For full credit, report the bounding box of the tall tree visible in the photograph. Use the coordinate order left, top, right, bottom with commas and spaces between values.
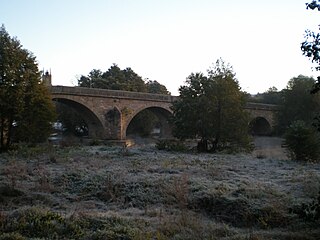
249, 87, 282, 105
302, 0, 320, 93
171, 59, 251, 152
78, 64, 147, 92
0, 25, 56, 150
277, 75, 320, 134
146, 80, 170, 95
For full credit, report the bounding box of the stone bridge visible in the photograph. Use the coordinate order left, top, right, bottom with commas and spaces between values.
50, 86, 278, 140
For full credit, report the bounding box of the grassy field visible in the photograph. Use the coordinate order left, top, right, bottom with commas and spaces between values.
0, 137, 319, 239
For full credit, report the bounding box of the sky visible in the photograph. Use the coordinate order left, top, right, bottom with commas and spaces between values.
1, 0, 320, 95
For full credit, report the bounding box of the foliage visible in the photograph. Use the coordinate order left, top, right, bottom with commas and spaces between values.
146, 80, 170, 95
284, 120, 320, 162
78, 64, 147, 92
291, 191, 320, 222
155, 139, 187, 152
78, 64, 170, 94
14, 82, 56, 143
276, 75, 320, 134
0, 207, 138, 239
127, 109, 158, 137
249, 87, 282, 105
55, 102, 88, 136
0, 25, 56, 151
171, 59, 251, 152
302, 0, 320, 94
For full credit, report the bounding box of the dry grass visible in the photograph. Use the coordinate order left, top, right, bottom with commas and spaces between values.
0, 137, 319, 239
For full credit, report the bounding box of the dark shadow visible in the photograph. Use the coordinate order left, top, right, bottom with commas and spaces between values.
126, 107, 172, 138
249, 117, 272, 136
53, 98, 104, 138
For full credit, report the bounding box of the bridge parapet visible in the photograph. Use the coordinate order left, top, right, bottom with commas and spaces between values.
51, 86, 278, 110
51, 86, 178, 102
245, 102, 279, 111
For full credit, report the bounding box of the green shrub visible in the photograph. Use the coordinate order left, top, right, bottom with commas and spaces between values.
284, 120, 320, 162
156, 139, 187, 152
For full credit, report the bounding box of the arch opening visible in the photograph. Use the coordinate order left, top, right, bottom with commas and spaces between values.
53, 98, 105, 138
249, 117, 272, 136
126, 107, 172, 139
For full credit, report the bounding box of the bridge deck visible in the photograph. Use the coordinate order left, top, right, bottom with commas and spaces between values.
50, 85, 278, 110
51, 86, 177, 102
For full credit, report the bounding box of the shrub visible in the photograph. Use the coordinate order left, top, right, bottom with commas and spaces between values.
291, 191, 320, 222
0, 232, 25, 240
156, 139, 187, 152
0, 207, 138, 239
284, 120, 320, 162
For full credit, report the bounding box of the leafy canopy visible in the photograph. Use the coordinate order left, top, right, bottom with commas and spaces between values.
284, 120, 320, 162
0, 25, 56, 150
171, 59, 251, 152
78, 64, 170, 94
277, 75, 320, 134
302, 0, 320, 93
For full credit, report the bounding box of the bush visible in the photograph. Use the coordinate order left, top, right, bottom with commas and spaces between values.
291, 191, 320, 222
156, 139, 187, 152
0, 232, 25, 240
0, 207, 139, 239
284, 120, 320, 162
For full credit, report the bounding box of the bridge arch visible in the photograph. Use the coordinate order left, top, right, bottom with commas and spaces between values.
249, 116, 272, 136
125, 106, 173, 138
52, 97, 105, 138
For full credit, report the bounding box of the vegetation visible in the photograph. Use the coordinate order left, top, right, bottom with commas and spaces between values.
77, 64, 170, 95
171, 59, 251, 152
249, 87, 282, 105
276, 75, 320, 134
55, 102, 88, 137
0, 25, 56, 151
284, 120, 320, 162
302, 0, 320, 94
0, 142, 319, 239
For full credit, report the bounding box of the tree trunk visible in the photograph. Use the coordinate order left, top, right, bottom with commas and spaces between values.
0, 118, 11, 151
197, 138, 208, 152
0, 118, 4, 150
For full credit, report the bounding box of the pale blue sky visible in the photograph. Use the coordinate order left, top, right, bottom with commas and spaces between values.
1, 0, 319, 95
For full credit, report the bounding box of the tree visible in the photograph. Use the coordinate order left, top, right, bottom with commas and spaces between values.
0, 25, 56, 150
284, 120, 320, 162
249, 87, 282, 105
146, 80, 170, 95
171, 59, 251, 152
302, 0, 320, 93
277, 75, 320, 134
78, 64, 147, 92
55, 103, 88, 137
14, 81, 56, 143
